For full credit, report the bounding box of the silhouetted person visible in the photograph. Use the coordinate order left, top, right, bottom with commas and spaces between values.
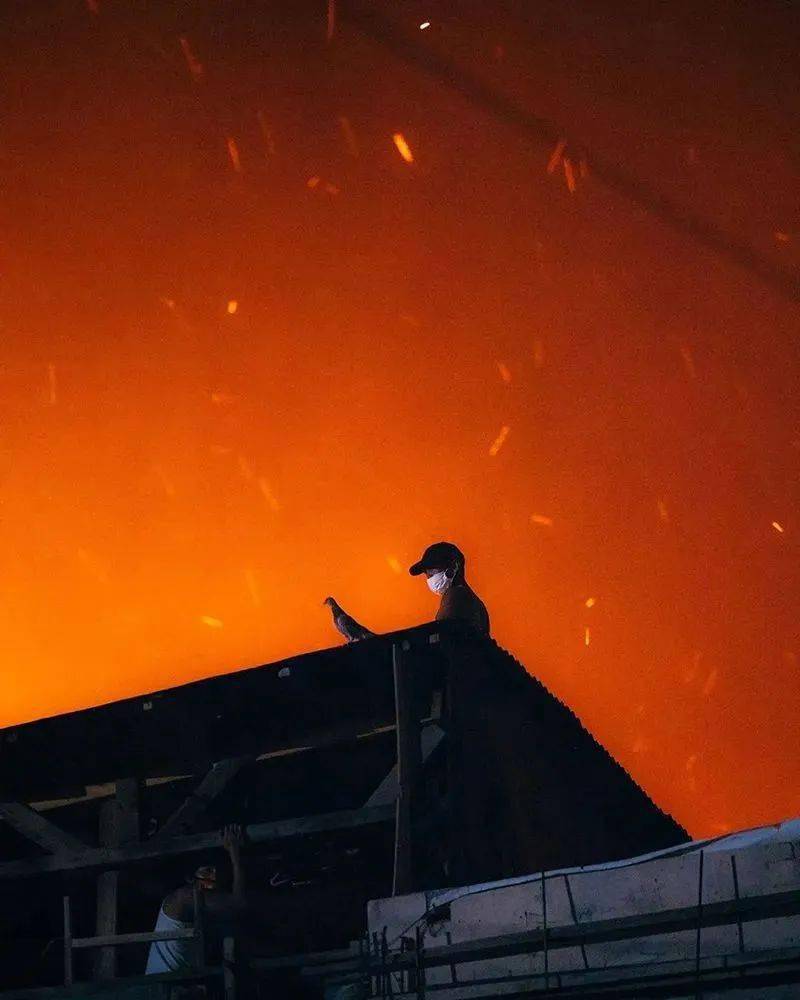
410, 541, 490, 635
146, 824, 247, 976
323, 541, 489, 642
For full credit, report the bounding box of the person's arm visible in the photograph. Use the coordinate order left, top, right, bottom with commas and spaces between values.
223, 823, 246, 902
203, 825, 248, 924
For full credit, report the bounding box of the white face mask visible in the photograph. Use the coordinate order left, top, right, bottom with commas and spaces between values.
427, 567, 455, 594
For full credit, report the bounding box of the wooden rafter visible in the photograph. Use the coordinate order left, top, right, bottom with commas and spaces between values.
0, 801, 89, 855
153, 756, 250, 841
0, 804, 395, 880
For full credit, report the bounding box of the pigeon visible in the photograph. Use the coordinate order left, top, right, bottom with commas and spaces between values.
323, 597, 375, 642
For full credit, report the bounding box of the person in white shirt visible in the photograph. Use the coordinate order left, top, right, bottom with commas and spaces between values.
146, 824, 247, 975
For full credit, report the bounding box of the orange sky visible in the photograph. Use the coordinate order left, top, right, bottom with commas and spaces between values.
1, 0, 798, 840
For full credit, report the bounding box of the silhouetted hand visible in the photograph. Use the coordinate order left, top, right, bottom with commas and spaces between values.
221, 823, 245, 857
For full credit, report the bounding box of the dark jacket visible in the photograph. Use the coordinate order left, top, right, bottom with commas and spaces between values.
436, 581, 490, 635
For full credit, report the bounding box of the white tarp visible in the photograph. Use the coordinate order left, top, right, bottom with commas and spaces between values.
367, 816, 800, 995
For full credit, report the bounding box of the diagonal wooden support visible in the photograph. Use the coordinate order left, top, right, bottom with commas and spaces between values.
153, 756, 251, 841
0, 801, 89, 855
363, 725, 444, 808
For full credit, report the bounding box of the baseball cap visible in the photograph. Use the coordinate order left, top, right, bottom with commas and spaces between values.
409, 542, 464, 576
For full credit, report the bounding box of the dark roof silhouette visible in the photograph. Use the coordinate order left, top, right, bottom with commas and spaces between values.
0, 621, 687, 987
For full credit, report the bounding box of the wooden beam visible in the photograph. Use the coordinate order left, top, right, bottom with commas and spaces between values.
193, 883, 206, 969
94, 799, 120, 980
363, 724, 444, 808
73, 928, 195, 949
62, 896, 73, 987
223, 937, 237, 1000
0, 802, 89, 855
93, 779, 139, 980
391, 642, 423, 896
0, 804, 395, 879
153, 757, 250, 841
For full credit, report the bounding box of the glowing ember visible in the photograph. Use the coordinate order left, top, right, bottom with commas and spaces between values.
200, 616, 224, 629
702, 668, 718, 697
392, 133, 414, 163
226, 137, 242, 173
178, 37, 204, 83
530, 514, 553, 526
227, 300, 238, 314
563, 157, 576, 193
47, 364, 57, 406
327, 0, 335, 41
258, 477, 281, 512
772, 521, 784, 533
419, 21, 431, 30
244, 569, 261, 608
584, 627, 591, 646
585, 597, 596, 608
497, 360, 512, 383
679, 345, 697, 379
546, 138, 567, 174
153, 465, 176, 498
256, 110, 276, 155
488, 425, 510, 455
387, 556, 403, 574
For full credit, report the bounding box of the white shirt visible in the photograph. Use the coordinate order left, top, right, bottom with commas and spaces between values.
145, 905, 193, 974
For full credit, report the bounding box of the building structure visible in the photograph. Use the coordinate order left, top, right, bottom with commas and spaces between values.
0, 620, 688, 993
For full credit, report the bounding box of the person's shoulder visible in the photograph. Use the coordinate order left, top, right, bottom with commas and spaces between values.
163, 886, 192, 919
452, 583, 483, 606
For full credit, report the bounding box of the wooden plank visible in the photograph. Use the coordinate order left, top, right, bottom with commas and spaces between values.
62, 896, 73, 987
0, 804, 395, 879
223, 937, 236, 1000
0, 802, 88, 855
154, 757, 250, 841
391, 642, 422, 896
73, 928, 195, 948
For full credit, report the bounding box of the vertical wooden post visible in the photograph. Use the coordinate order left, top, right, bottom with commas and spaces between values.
94, 778, 140, 980
443, 635, 467, 886
63, 895, 73, 986
223, 936, 236, 1000
193, 883, 206, 969
392, 642, 422, 896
